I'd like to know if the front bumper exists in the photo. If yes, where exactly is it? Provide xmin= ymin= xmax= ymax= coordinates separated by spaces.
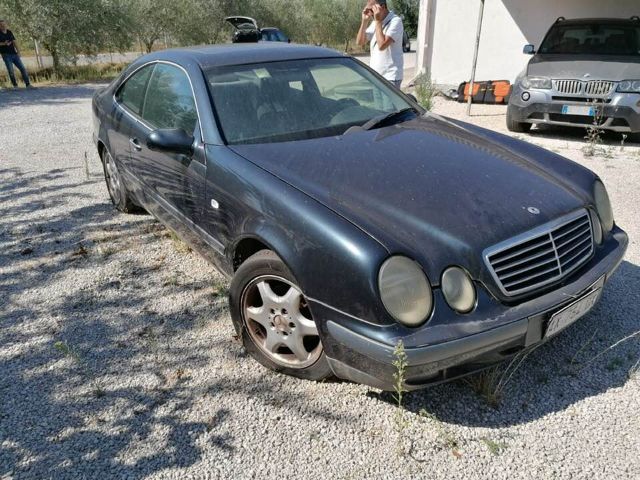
xmin=315 ymin=228 xmax=628 ymax=391
xmin=508 ymin=85 xmax=640 ymax=132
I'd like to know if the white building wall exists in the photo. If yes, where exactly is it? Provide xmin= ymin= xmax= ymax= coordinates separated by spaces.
xmin=426 ymin=0 xmax=640 ymax=86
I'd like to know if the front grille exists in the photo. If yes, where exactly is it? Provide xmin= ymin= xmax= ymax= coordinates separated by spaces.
xmin=549 ymin=114 xmax=594 ymax=125
xmin=484 ymin=210 xmax=594 ymax=297
xmin=584 ymin=81 xmax=615 ymax=96
xmin=552 ymin=96 xmax=612 ymax=104
xmin=553 ymin=79 xmax=616 ymax=97
xmin=554 ymin=80 xmax=583 ymax=95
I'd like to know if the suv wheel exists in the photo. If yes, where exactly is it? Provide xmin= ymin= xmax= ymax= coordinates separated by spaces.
xmin=229 ymin=250 xmax=332 ymax=381
xmin=506 ymin=107 xmax=532 ymax=133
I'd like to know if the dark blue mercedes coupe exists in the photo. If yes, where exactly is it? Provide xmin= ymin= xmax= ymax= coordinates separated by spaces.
xmin=92 ymin=43 xmax=628 ymax=390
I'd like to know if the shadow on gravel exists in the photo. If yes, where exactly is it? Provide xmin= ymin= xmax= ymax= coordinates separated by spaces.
xmin=0 ymin=166 xmax=350 ymax=479
xmin=0 ymin=84 xmax=104 ymax=108
xmin=369 ymin=261 xmax=640 ymax=428
xmin=0 ymin=167 xmax=225 ymax=478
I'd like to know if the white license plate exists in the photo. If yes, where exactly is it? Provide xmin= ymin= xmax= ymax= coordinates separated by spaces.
xmin=561 ymin=105 xmax=594 ymax=116
xmin=545 ymin=288 xmax=602 ymax=338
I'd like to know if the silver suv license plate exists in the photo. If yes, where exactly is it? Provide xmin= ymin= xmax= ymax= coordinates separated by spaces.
xmin=561 ymin=105 xmax=594 ymax=116
xmin=545 ymin=287 xmax=602 ymax=338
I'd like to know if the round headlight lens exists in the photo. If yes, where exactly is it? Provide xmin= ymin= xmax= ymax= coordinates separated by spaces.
xmin=594 ymin=180 xmax=614 ymax=233
xmin=379 ymin=256 xmax=432 ymax=327
xmin=441 ymin=267 xmax=477 ymax=313
xmin=619 ymin=80 xmax=632 ymax=92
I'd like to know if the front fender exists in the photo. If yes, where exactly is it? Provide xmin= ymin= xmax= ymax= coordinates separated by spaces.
xmin=205 ymin=145 xmax=392 ymax=324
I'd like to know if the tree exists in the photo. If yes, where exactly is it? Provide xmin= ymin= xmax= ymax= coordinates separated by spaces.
xmin=0 ymin=0 xmax=132 ymax=73
xmin=126 ymin=0 xmax=173 ymax=53
xmin=390 ymin=0 xmax=419 ymax=38
xmin=304 ymin=0 xmax=362 ymax=50
xmin=170 ymin=0 xmax=251 ymax=47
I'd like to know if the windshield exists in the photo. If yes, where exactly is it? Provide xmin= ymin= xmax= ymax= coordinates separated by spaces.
xmin=539 ymin=23 xmax=640 ymax=55
xmin=206 ymin=57 xmax=413 ymax=144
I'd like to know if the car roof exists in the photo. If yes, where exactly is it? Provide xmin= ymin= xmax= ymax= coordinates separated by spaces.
xmin=554 ymin=17 xmax=640 ymax=26
xmin=140 ymin=43 xmax=346 ymax=70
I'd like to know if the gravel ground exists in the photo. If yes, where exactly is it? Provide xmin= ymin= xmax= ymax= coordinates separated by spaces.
xmin=0 ymin=85 xmax=639 ymax=480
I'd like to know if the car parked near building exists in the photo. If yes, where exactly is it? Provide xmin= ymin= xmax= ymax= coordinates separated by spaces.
xmin=402 ymin=31 xmax=411 ymax=52
xmin=508 ymin=16 xmax=640 ymax=140
xmin=92 ymin=43 xmax=627 ymax=390
xmin=226 ymin=16 xmax=290 ymax=44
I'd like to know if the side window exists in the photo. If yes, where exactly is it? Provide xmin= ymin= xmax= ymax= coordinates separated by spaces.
xmin=142 ymin=64 xmax=198 ymax=134
xmin=117 ymin=65 xmax=154 ymax=115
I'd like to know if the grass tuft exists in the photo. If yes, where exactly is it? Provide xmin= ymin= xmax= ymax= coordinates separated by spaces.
xmin=480 ymin=436 xmax=507 ymax=455
xmin=466 ymin=346 xmax=540 ymax=408
xmin=168 ymin=231 xmax=192 ymax=254
xmin=392 ymin=340 xmax=409 ymax=456
xmin=419 ymin=409 xmax=461 ymax=456
xmin=582 ymin=100 xmax=605 ymax=157
xmin=413 ymin=72 xmax=436 ymax=111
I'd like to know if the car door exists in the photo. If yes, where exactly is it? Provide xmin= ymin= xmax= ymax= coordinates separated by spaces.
xmin=128 ymin=62 xmax=205 ymax=226
xmin=110 ymin=63 xmax=154 ymax=182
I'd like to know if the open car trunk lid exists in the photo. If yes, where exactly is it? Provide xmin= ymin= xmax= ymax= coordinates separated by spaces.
xmin=225 ymin=16 xmax=259 ymax=31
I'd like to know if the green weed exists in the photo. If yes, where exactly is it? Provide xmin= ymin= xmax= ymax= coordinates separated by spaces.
xmin=392 ymin=340 xmax=409 ymax=456
xmin=480 ymin=436 xmax=507 ymax=455
xmin=413 ymin=72 xmax=436 ymax=111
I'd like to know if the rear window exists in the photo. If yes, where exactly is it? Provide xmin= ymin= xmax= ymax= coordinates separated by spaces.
xmin=539 ymin=22 xmax=640 ymax=55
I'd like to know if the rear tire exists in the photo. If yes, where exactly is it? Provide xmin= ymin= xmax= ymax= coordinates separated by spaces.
xmin=229 ymin=250 xmax=332 ymax=382
xmin=506 ymin=107 xmax=532 ymax=133
xmin=101 ymin=147 xmax=140 ymax=214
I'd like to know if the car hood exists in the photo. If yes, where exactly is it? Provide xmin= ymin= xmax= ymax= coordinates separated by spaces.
xmin=230 ymin=115 xmax=593 ymax=295
xmin=528 ymin=54 xmax=640 ymax=80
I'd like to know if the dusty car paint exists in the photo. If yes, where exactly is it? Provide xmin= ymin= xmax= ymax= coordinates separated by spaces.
xmin=93 ymin=44 xmax=628 ymax=390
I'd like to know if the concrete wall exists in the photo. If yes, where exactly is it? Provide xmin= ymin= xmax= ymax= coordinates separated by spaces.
xmin=425 ymin=0 xmax=640 ymax=86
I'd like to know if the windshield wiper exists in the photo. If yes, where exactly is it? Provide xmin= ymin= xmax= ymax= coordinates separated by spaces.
xmin=360 ymin=107 xmax=418 ymax=131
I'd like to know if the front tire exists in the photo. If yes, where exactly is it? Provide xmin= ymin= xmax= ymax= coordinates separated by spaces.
xmin=229 ymin=250 xmax=332 ymax=382
xmin=506 ymin=106 xmax=532 ymax=133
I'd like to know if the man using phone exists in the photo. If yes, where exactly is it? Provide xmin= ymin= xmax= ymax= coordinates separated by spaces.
xmin=0 ymin=19 xmax=32 ymax=89
xmin=356 ymin=0 xmax=404 ymax=88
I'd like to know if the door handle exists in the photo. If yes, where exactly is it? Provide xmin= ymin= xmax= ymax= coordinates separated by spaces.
xmin=129 ymin=138 xmax=142 ymax=151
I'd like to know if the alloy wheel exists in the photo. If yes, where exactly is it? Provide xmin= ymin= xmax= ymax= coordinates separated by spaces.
xmin=242 ymin=275 xmax=322 ymax=369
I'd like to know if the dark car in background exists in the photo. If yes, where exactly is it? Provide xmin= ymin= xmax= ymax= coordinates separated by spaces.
xmin=508 ymin=17 xmax=640 ymax=140
xmin=402 ymin=30 xmax=411 ymax=52
xmin=92 ymin=43 xmax=627 ymax=390
xmin=226 ymin=16 xmax=290 ymax=43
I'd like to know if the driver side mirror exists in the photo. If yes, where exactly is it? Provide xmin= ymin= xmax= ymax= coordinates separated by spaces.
xmin=407 ymin=93 xmax=418 ymax=103
xmin=147 ymin=128 xmax=194 ymax=155
xmin=523 ymin=44 xmax=536 ymax=55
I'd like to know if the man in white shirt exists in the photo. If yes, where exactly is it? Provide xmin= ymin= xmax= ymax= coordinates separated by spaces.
xmin=356 ymin=0 xmax=405 ymax=88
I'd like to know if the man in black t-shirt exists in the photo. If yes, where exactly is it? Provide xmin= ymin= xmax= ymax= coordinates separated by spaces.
xmin=0 ymin=19 xmax=31 ymax=88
